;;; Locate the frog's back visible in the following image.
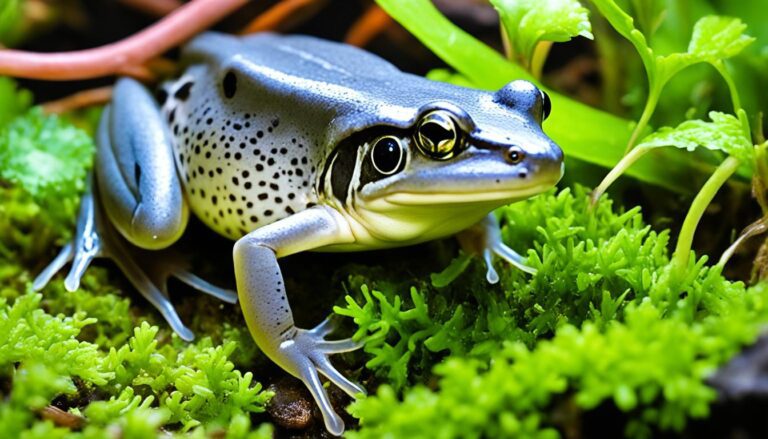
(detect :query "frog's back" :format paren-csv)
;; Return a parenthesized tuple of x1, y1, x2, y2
(159, 34, 346, 240)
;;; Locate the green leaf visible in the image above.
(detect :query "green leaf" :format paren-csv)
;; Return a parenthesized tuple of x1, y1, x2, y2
(0, 107, 94, 228)
(687, 16, 755, 63)
(489, 0, 592, 66)
(637, 111, 754, 164)
(0, 77, 32, 129)
(629, 0, 666, 39)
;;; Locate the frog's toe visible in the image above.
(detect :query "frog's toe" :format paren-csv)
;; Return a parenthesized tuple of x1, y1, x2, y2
(33, 243, 73, 291)
(482, 248, 500, 284)
(285, 328, 365, 436)
(491, 241, 537, 275)
(33, 185, 103, 292)
(173, 270, 238, 304)
(306, 314, 342, 337)
(295, 359, 346, 436)
(313, 352, 367, 397)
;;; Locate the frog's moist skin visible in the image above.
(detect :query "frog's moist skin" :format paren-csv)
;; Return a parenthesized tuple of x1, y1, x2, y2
(34, 33, 564, 436)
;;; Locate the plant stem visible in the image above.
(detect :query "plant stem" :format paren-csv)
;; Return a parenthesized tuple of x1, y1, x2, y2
(530, 41, 553, 80)
(671, 156, 741, 277)
(591, 145, 650, 204)
(624, 80, 661, 154)
(713, 61, 742, 115)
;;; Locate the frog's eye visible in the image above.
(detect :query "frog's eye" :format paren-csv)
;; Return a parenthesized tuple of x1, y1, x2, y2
(540, 90, 551, 121)
(371, 136, 405, 175)
(415, 111, 462, 160)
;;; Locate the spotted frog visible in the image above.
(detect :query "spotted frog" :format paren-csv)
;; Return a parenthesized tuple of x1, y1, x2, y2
(35, 33, 564, 435)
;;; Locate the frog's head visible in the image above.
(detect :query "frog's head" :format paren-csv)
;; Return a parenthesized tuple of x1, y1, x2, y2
(318, 79, 563, 246)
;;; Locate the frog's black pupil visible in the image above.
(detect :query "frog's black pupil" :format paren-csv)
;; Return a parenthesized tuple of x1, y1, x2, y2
(372, 137, 402, 174)
(541, 90, 551, 120)
(420, 123, 452, 148)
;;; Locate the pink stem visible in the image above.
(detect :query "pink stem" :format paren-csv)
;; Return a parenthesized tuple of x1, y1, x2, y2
(0, 0, 249, 80)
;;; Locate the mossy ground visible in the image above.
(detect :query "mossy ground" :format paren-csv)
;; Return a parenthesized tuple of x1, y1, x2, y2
(2, 113, 768, 438)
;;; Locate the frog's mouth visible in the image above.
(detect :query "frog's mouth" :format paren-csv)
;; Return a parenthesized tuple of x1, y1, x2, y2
(380, 182, 556, 206)
(360, 146, 563, 208)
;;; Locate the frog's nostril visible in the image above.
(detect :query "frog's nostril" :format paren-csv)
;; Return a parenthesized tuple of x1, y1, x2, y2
(505, 146, 525, 165)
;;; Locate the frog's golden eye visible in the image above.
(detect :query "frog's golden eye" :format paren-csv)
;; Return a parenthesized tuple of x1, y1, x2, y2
(415, 111, 462, 160)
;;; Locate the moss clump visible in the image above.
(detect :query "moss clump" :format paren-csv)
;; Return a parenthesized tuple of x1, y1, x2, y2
(337, 188, 768, 438)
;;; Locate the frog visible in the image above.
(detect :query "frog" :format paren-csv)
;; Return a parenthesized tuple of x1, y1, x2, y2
(33, 32, 563, 436)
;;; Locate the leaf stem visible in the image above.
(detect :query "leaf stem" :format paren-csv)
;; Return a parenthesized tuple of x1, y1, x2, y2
(671, 156, 741, 277)
(591, 145, 650, 204)
(624, 80, 661, 154)
(530, 41, 553, 80)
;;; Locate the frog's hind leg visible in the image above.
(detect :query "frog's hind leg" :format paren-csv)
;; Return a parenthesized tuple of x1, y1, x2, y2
(34, 77, 233, 340)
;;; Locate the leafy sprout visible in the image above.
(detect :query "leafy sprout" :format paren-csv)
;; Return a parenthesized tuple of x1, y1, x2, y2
(591, 0, 754, 151)
(489, 0, 593, 78)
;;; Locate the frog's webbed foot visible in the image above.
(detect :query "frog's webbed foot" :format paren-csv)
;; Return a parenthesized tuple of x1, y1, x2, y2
(33, 177, 103, 293)
(279, 319, 365, 435)
(457, 213, 537, 284)
(137, 248, 238, 305)
(33, 179, 235, 341)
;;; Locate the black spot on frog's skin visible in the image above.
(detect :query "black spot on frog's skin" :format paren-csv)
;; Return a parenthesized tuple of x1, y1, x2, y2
(174, 81, 193, 100)
(285, 206, 295, 215)
(167, 108, 176, 124)
(211, 196, 218, 205)
(233, 123, 242, 130)
(257, 131, 264, 138)
(235, 152, 242, 160)
(134, 164, 142, 186)
(223, 71, 237, 98)
(258, 193, 268, 200)
(264, 210, 273, 217)
(156, 88, 169, 105)
(229, 194, 237, 202)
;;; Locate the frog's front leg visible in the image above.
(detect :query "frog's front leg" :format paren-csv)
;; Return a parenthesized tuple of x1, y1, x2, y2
(457, 213, 537, 283)
(233, 206, 364, 436)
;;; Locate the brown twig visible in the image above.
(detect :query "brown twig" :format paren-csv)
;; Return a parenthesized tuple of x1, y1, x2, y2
(0, 0, 249, 80)
(40, 406, 86, 430)
(41, 86, 114, 114)
(239, 0, 327, 34)
(344, 4, 391, 47)
(117, 0, 183, 17)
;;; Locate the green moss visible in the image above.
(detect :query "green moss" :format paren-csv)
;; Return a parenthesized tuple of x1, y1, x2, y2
(336, 188, 768, 438)
(0, 79, 766, 438)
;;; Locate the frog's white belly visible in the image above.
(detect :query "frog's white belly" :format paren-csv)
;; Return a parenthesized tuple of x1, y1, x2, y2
(160, 71, 319, 240)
